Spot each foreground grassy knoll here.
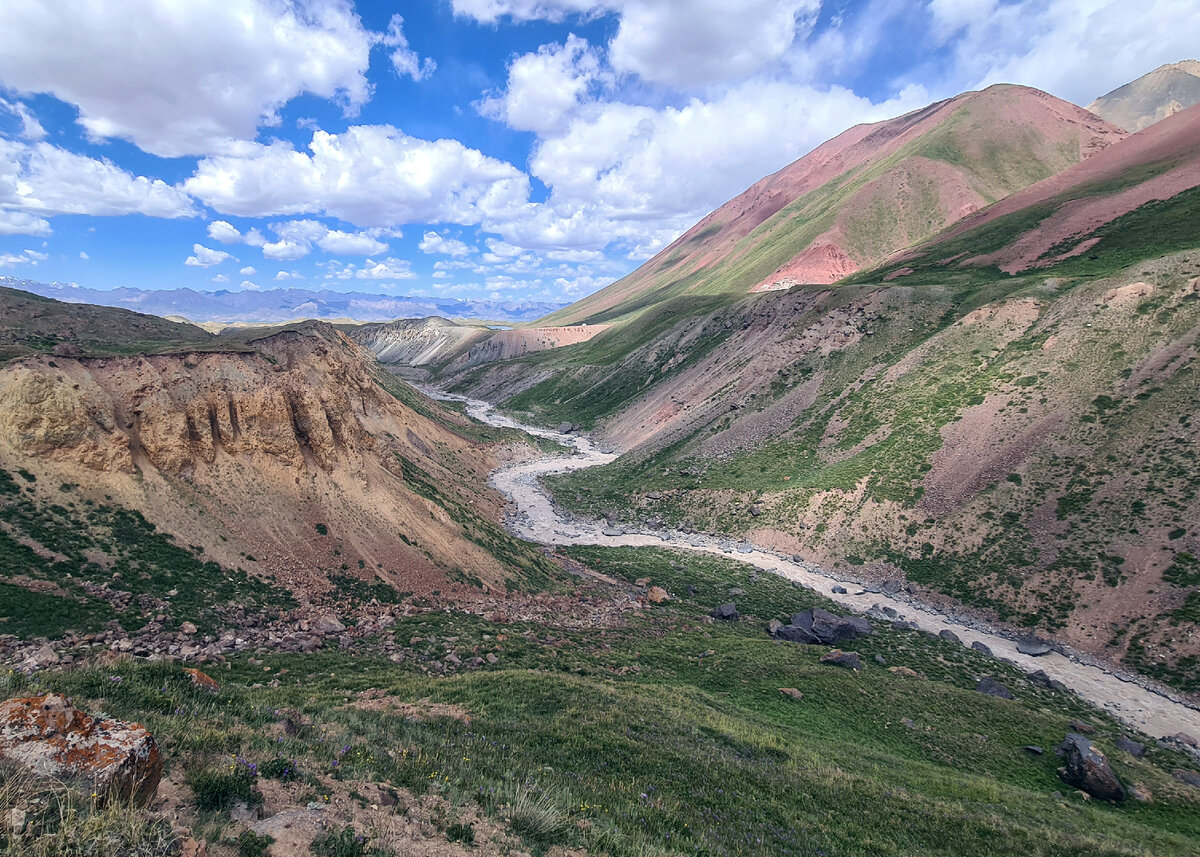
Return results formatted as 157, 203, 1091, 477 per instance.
5, 547, 1199, 856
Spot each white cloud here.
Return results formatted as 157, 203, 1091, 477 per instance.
262, 239, 309, 261
381, 15, 436, 81
0, 97, 46, 140
240, 279, 260, 290
0, 209, 51, 236
478, 35, 602, 134
239, 265, 257, 276
184, 243, 234, 267
0, 248, 48, 267
355, 257, 416, 280
419, 231, 473, 257
186, 125, 530, 228
0, 0, 376, 157
206, 219, 265, 247
78, 251, 88, 260
275, 270, 305, 280
318, 229, 388, 255
0, 139, 197, 218
211, 273, 229, 283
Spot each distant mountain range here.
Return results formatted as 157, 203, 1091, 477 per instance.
0, 278, 568, 324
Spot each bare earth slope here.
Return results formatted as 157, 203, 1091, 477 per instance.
0, 291, 554, 603
542, 85, 1124, 326
1087, 59, 1200, 131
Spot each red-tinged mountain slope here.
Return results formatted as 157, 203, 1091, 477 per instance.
542, 84, 1125, 326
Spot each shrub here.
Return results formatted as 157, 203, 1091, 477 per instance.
186, 760, 261, 812
237, 831, 275, 857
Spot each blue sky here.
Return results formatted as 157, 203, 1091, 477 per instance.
0, 0, 1196, 304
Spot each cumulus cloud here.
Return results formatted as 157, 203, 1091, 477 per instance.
355, 257, 417, 280
0, 209, 51, 236
0, 97, 46, 140
254, 218, 391, 258
0, 248, 48, 267
275, 270, 305, 280
184, 243, 234, 267
477, 35, 602, 134
239, 266, 257, 276
419, 231, 473, 256
185, 126, 530, 228
381, 14, 436, 81
0, 0, 376, 157
207, 219, 266, 246
0, 139, 198, 219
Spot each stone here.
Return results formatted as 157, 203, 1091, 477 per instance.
888, 666, 923, 679
832, 585, 847, 594
712, 603, 739, 621
783, 608, 873, 645
1174, 770, 1200, 788
938, 630, 961, 644
874, 654, 887, 665
748, 504, 762, 517
1023, 745, 1044, 755
1170, 732, 1199, 747
180, 622, 198, 635
646, 586, 670, 604
1057, 733, 1125, 802
1127, 783, 1153, 803
183, 667, 220, 694
970, 641, 993, 657
180, 837, 207, 857
819, 649, 862, 671
976, 677, 1014, 699
312, 614, 346, 635
486, 653, 499, 664
19, 643, 58, 672
778, 688, 803, 701
1067, 719, 1094, 734
1028, 669, 1069, 693
0, 694, 162, 805
635, 577, 651, 586
729, 587, 745, 596
1017, 637, 1053, 656
557, 422, 574, 434
901, 718, 917, 730
1115, 736, 1146, 758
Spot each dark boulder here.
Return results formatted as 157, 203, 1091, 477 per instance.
789, 608, 873, 644
971, 641, 993, 656
557, 422, 574, 434
1028, 669, 1070, 693
819, 649, 862, 671
832, 585, 847, 594
712, 603, 739, 621
939, 630, 961, 644
1115, 736, 1146, 759
1017, 637, 1053, 656
1057, 733, 1125, 802
1023, 745, 1044, 755
976, 677, 1014, 699
1174, 770, 1200, 788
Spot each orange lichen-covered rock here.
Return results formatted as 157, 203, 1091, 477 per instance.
183, 667, 221, 694
0, 694, 162, 805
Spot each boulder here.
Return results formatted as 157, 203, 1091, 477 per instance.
781, 608, 873, 645
1017, 637, 1053, 656
888, 666, 924, 679
1173, 770, 1200, 788
938, 630, 961, 644
711, 603, 739, 621
1115, 736, 1146, 759
819, 649, 862, 671
1028, 669, 1070, 693
832, 585, 847, 595
556, 422, 574, 434
1057, 733, 1125, 802
976, 677, 1014, 699
312, 614, 346, 635
970, 641, 993, 657
183, 667, 220, 694
646, 586, 670, 604
0, 694, 162, 805
19, 644, 58, 673
778, 688, 803, 701
1023, 745, 1044, 755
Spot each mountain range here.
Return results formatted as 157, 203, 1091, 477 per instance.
0, 278, 568, 325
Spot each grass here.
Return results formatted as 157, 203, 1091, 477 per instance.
5, 545, 1199, 856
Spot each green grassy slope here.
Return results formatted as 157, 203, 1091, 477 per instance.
6, 546, 1198, 855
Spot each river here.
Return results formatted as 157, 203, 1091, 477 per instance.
420, 386, 1200, 741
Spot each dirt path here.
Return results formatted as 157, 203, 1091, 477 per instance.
420, 386, 1200, 740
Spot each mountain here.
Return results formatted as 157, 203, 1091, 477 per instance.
1088, 59, 1200, 131
0, 278, 568, 325
0, 288, 558, 626
541, 84, 1125, 326
428, 96, 1200, 696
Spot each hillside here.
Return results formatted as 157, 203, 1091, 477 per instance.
1088, 60, 1200, 131
433, 99, 1200, 696
540, 84, 1124, 327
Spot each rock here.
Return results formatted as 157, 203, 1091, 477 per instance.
251, 807, 327, 853
19, 643, 58, 672
634, 577, 651, 587
819, 649, 862, 671
766, 619, 784, 636
976, 677, 1014, 699
1173, 770, 1200, 788
901, 718, 917, 730
728, 587, 745, 596
1068, 719, 1094, 734
0, 694, 162, 805
1027, 669, 1069, 693
881, 580, 903, 595
749, 504, 762, 517
888, 666, 923, 679
873, 654, 887, 665
1023, 745, 1044, 755
782, 608, 873, 645
556, 422, 574, 434
230, 800, 261, 823
971, 641, 993, 656
832, 585, 847, 594
299, 635, 323, 653
1127, 783, 1153, 803
312, 614, 346, 635
938, 630, 961, 644
180, 836, 207, 857
1057, 733, 1125, 802
712, 603, 739, 621
183, 667, 220, 694
646, 491, 662, 500
1115, 736, 1146, 759
444, 653, 462, 666
1170, 732, 1199, 747
778, 688, 803, 701
180, 621, 198, 635
486, 653, 499, 664
1017, 637, 1053, 656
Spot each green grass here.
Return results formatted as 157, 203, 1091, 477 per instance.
6, 545, 1199, 856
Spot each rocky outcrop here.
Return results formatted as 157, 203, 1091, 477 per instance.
0, 694, 162, 805
772, 608, 873, 645
1057, 733, 1125, 802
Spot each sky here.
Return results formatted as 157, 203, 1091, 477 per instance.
0, 1, 1197, 304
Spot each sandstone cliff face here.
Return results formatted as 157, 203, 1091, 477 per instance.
0, 326, 533, 598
